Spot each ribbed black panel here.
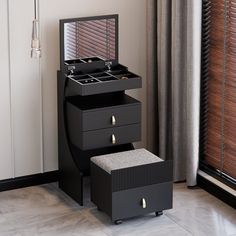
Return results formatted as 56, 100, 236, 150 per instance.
111, 161, 173, 192
90, 162, 112, 216
200, 0, 212, 158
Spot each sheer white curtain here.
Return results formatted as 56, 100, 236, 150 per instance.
147, 0, 202, 186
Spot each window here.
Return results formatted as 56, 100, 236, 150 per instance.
200, 0, 236, 185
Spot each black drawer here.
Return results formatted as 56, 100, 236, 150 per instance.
70, 124, 141, 150
82, 105, 141, 131
112, 182, 173, 221
67, 94, 141, 131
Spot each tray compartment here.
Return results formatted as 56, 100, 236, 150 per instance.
66, 64, 142, 96
98, 76, 118, 82
109, 70, 129, 75
114, 73, 138, 80
90, 72, 110, 77
82, 57, 104, 63
78, 78, 100, 84
65, 59, 85, 65
72, 75, 91, 80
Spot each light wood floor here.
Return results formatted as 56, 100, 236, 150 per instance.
0, 181, 235, 236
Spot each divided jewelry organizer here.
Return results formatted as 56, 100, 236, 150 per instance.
57, 14, 142, 205
66, 65, 141, 96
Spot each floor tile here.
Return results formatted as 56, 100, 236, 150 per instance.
167, 184, 236, 236
0, 182, 235, 236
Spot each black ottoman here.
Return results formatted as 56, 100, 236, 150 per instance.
90, 149, 173, 224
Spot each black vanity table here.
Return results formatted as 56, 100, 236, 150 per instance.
57, 14, 142, 205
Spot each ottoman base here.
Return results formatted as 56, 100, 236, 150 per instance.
90, 149, 173, 223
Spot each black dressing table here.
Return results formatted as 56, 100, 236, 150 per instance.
57, 14, 142, 205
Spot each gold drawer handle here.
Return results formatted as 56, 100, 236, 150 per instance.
111, 134, 116, 144
141, 198, 147, 209
111, 115, 116, 125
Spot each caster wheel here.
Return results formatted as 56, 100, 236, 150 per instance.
155, 211, 163, 217
114, 220, 123, 225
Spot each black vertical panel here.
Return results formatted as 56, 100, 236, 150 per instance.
200, 0, 212, 159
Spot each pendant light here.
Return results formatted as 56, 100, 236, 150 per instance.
31, 0, 41, 58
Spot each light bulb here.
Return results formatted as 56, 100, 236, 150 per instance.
31, 19, 41, 58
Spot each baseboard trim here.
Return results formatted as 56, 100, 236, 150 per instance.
0, 171, 59, 192
197, 173, 236, 209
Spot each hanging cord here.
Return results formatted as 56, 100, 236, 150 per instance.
106, 19, 109, 60
34, 0, 37, 20
220, 0, 228, 174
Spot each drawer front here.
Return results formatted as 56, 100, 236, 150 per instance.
82, 104, 141, 131
112, 182, 173, 221
81, 124, 141, 150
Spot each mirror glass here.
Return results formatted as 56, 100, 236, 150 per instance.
64, 18, 116, 61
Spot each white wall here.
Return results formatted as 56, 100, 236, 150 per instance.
9, 0, 43, 177
0, 0, 13, 179
0, 0, 147, 180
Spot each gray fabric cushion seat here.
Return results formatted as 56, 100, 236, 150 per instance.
91, 148, 163, 174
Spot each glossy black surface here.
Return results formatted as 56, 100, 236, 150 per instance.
58, 14, 142, 206
67, 93, 140, 110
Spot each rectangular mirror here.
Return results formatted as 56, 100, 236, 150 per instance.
61, 15, 118, 64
